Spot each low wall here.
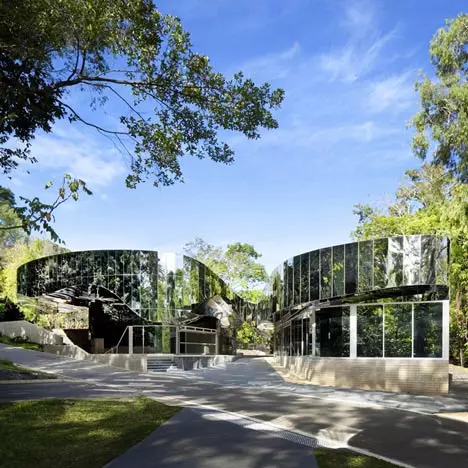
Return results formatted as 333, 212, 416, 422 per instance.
0, 320, 63, 345
43, 345, 147, 372
277, 355, 449, 395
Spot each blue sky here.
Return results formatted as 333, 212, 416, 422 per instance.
6, 0, 467, 272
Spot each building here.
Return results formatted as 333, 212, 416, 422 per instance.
16, 234, 450, 394
270, 235, 449, 394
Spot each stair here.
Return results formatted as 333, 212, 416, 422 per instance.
147, 358, 180, 373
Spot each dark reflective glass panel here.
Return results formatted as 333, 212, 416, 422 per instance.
358, 240, 373, 292
283, 262, 289, 307
291, 318, 302, 355
357, 305, 383, 357
320, 248, 332, 299
414, 303, 442, 357
315, 307, 349, 357
345, 243, 357, 295
293, 256, 301, 305
384, 303, 412, 357
374, 238, 388, 289
436, 237, 449, 285
287, 259, 294, 306
300, 253, 310, 303
332, 245, 345, 297
310, 250, 320, 301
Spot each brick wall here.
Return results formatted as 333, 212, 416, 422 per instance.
277, 355, 449, 395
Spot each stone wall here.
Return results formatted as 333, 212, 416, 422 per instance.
277, 355, 449, 395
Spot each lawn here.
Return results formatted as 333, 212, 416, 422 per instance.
0, 334, 43, 351
0, 397, 181, 468
315, 448, 398, 467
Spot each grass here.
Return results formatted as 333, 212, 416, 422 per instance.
0, 334, 43, 351
0, 359, 29, 372
0, 397, 181, 468
315, 449, 398, 467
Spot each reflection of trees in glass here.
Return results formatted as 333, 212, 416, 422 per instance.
320, 248, 332, 299
384, 304, 412, 357
403, 236, 421, 285
358, 240, 373, 292
310, 250, 320, 300
388, 237, 403, 287
332, 245, 344, 297
357, 305, 383, 357
300, 254, 309, 304
373, 238, 388, 289
414, 303, 442, 357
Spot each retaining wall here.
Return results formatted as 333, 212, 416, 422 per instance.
0, 320, 63, 345
277, 355, 449, 395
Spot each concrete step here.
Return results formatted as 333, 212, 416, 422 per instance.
147, 359, 180, 373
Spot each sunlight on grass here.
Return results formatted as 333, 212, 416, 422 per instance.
314, 449, 398, 467
0, 397, 181, 468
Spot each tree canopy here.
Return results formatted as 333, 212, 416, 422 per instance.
1, 0, 283, 187
412, 13, 468, 183
183, 237, 268, 302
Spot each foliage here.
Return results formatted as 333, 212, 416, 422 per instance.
411, 14, 468, 183
0, 397, 181, 468
0, 178, 92, 244
353, 164, 468, 365
1, 0, 283, 239
0, 298, 24, 322
183, 237, 268, 301
236, 321, 264, 346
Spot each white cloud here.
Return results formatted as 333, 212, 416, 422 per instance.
366, 72, 416, 113
236, 42, 301, 81
319, 0, 397, 83
30, 128, 126, 188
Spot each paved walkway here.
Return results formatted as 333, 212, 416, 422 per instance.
106, 408, 318, 468
2, 344, 468, 467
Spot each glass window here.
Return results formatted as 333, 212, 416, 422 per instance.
357, 305, 383, 357
384, 304, 412, 357
421, 236, 436, 285
283, 262, 289, 307
374, 238, 388, 289
291, 318, 302, 355
403, 236, 421, 285
345, 242, 357, 295
436, 237, 449, 285
300, 253, 310, 303
414, 303, 442, 357
303, 318, 312, 355
332, 245, 345, 297
293, 256, 301, 305
287, 259, 294, 306
388, 237, 403, 287
320, 248, 332, 299
358, 240, 373, 292
310, 250, 320, 301
315, 307, 350, 357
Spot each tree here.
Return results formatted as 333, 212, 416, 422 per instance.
353, 164, 468, 365
1, 0, 284, 238
412, 14, 468, 183
236, 321, 264, 347
183, 237, 268, 302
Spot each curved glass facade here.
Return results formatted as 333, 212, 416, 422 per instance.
270, 235, 449, 313
17, 250, 253, 323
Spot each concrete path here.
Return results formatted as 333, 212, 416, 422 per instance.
106, 408, 318, 468
2, 344, 468, 468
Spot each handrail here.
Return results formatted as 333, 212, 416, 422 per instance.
104, 325, 129, 354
